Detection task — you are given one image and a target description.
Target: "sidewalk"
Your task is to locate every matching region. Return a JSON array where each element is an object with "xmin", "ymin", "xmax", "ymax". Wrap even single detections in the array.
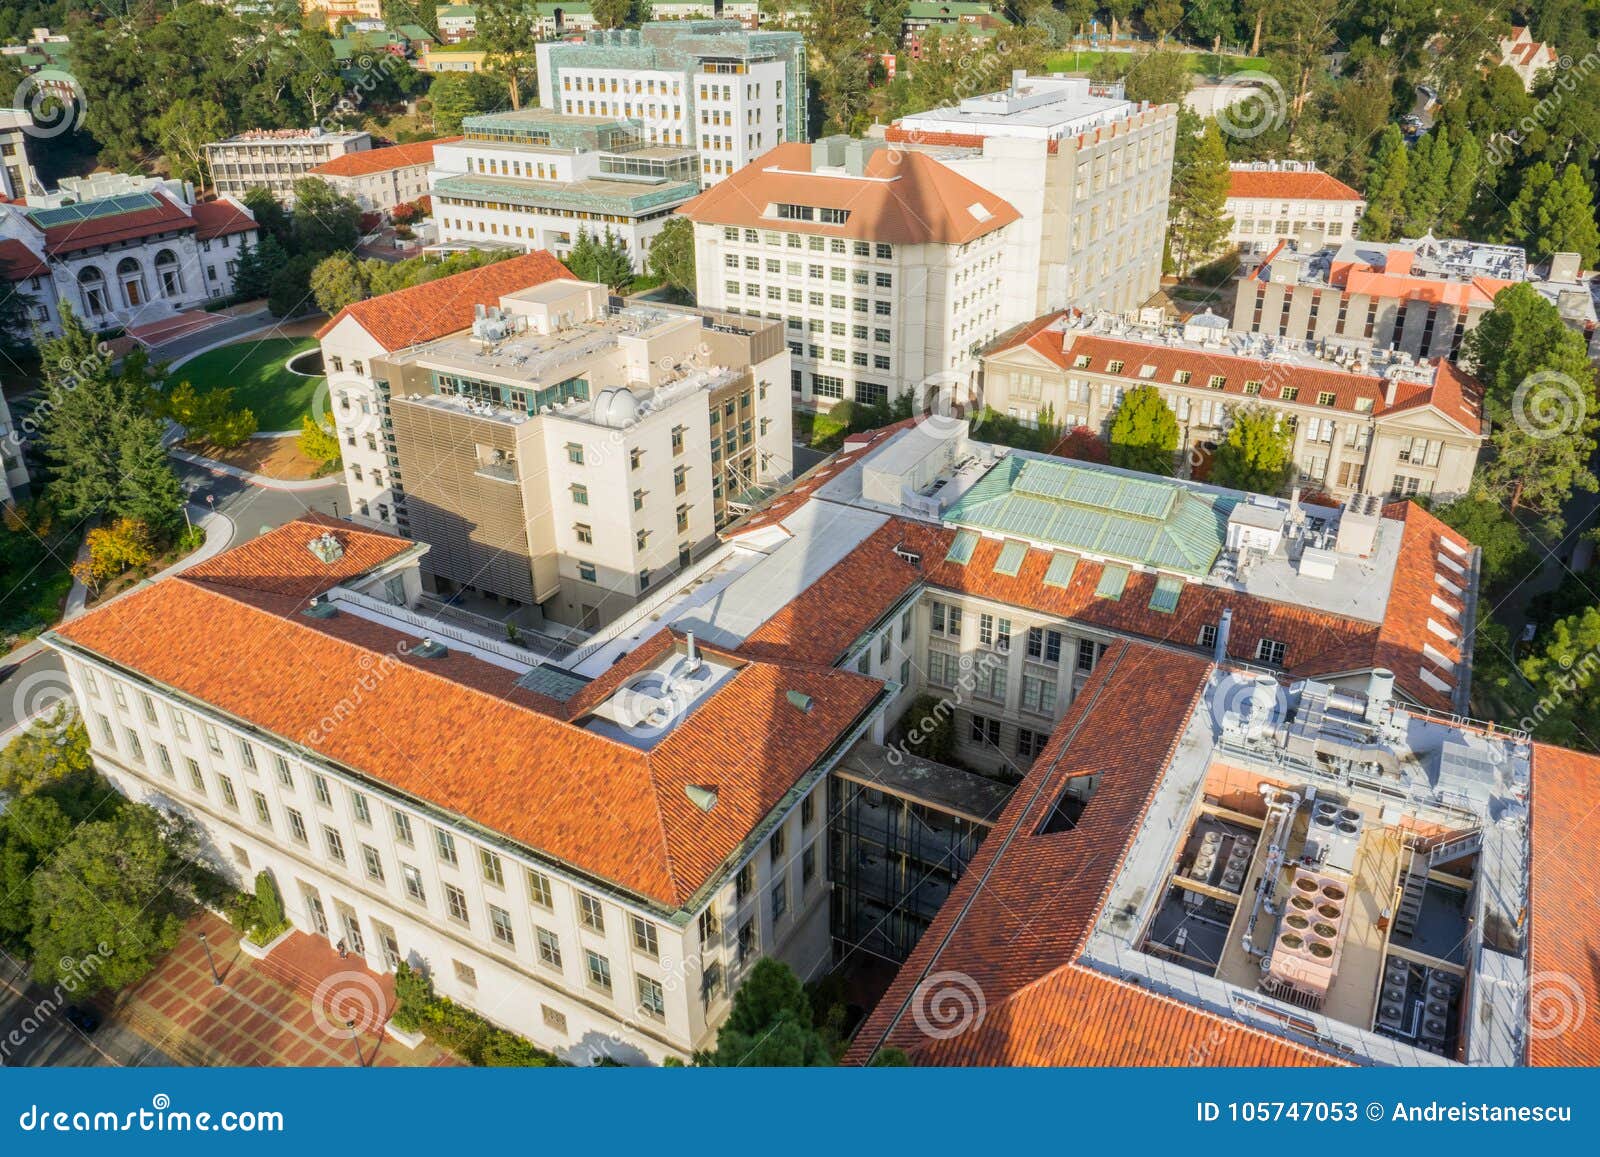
[{"xmin": 61, "ymin": 502, "xmax": 234, "ymax": 624}]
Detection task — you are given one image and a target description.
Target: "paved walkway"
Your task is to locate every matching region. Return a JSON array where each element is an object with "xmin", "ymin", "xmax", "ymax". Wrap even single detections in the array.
[
  {"xmin": 170, "ymin": 446, "xmax": 341, "ymax": 492},
  {"xmin": 112, "ymin": 913, "xmax": 458, "ymax": 1067},
  {"xmin": 61, "ymin": 503, "xmax": 234, "ymax": 624}
]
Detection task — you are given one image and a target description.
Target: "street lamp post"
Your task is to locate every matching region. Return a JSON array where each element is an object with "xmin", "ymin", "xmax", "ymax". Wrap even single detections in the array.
[
  {"xmin": 197, "ymin": 930, "xmax": 222, "ymax": 988},
  {"xmin": 346, "ymin": 1018, "xmax": 367, "ymax": 1067}
]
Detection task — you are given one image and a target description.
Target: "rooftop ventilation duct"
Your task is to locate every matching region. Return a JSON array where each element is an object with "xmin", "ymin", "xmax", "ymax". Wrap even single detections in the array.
[
  {"xmin": 786, "ymin": 690, "xmax": 813, "ymax": 714},
  {"xmin": 307, "ymin": 532, "xmax": 344, "ymax": 565},
  {"xmin": 685, "ymin": 784, "xmax": 719, "ymax": 813}
]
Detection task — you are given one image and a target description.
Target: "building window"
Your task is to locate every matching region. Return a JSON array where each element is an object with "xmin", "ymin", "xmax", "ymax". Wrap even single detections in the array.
[
  {"xmin": 489, "ymin": 904, "xmax": 516, "ymax": 948},
  {"xmin": 575, "ymin": 522, "xmax": 593, "ymax": 545},
  {"xmin": 802, "ymin": 794, "xmax": 815, "ymax": 827},
  {"xmin": 769, "ymin": 826, "xmax": 785, "ymax": 863},
  {"xmin": 445, "ymin": 883, "xmax": 470, "ymax": 924},
  {"xmin": 1017, "ymin": 728, "xmax": 1048, "ymax": 759},
  {"xmin": 435, "ymin": 828, "xmax": 458, "ymax": 866},
  {"xmin": 1076, "ymin": 638, "xmax": 1098, "ymax": 673},
  {"xmin": 313, "ymin": 774, "xmax": 332, "ymax": 807},
  {"xmin": 251, "ymin": 790, "xmax": 271, "ymax": 827},
  {"xmin": 402, "ymin": 864, "xmax": 426, "ymax": 904},
  {"xmin": 1027, "ymin": 626, "xmax": 1062, "ymax": 663},
  {"xmin": 362, "ymin": 844, "xmax": 385, "ymax": 882},
  {"xmin": 351, "ymin": 791, "xmax": 371, "ymax": 826},
  {"xmin": 1256, "ymin": 638, "xmax": 1287, "ymax": 665},
  {"xmin": 737, "ymin": 918, "xmax": 757, "ymax": 964},
  {"xmin": 968, "ymin": 714, "xmax": 1001, "ymax": 747},
  {"xmin": 479, "ymin": 848, "xmax": 504, "ymax": 888},
  {"xmin": 537, "ymin": 927, "xmax": 563, "ymax": 970},
  {"xmin": 323, "ymin": 825, "xmax": 346, "ymax": 864},
  {"xmin": 586, "ymin": 950, "xmax": 613, "ymax": 992},
  {"xmin": 218, "ymin": 775, "xmax": 238, "ymax": 810},
  {"xmin": 631, "ymin": 916, "xmax": 659, "ymax": 958},
  {"xmin": 735, "ymin": 862, "xmax": 753, "ymax": 902},
  {"xmin": 527, "ymin": 868, "xmax": 554, "ymax": 909},
  {"xmin": 637, "ymin": 975, "xmax": 666, "ymax": 1019},
  {"xmin": 287, "ymin": 808, "xmax": 308, "ymax": 844},
  {"xmin": 566, "ymin": 443, "xmax": 585, "ymax": 465},
  {"xmin": 578, "ymin": 892, "xmax": 605, "ymax": 932},
  {"xmin": 273, "ymin": 754, "xmax": 293, "ymax": 788},
  {"xmin": 393, "ymin": 809, "xmax": 414, "ymax": 847},
  {"xmin": 571, "ymin": 482, "xmax": 589, "ymax": 505},
  {"xmin": 1199, "ymin": 624, "xmax": 1218, "ymax": 650}
]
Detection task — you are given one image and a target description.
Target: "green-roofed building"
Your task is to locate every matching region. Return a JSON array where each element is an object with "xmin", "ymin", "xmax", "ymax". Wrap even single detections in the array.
[
  {"xmin": 431, "ymin": 109, "xmax": 700, "ymax": 272},
  {"xmin": 943, "ymin": 453, "xmax": 1237, "ymax": 579},
  {"xmin": 533, "ymin": 20, "xmax": 807, "ymax": 187}
]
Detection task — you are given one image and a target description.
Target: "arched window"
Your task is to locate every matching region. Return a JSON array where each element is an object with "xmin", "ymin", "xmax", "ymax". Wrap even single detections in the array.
[
  {"xmin": 115, "ymin": 256, "xmax": 146, "ymax": 309},
  {"xmin": 154, "ymin": 249, "xmax": 183, "ymax": 298},
  {"xmin": 77, "ymin": 266, "xmax": 107, "ymax": 317}
]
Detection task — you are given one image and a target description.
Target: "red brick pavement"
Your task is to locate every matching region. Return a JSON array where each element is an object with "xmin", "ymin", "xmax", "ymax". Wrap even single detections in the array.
[{"xmin": 113, "ymin": 913, "xmax": 457, "ymax": 1067}]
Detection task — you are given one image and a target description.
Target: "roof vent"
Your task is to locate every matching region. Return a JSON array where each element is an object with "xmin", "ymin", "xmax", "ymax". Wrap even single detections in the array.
[
  {"xmin": 302, "ymin": 595, "xmax": 339, "ymax": 619},
  {"xmin": 893, "ymin": 544, "xmax": 923, "ymax": 567},
  {"xmin": 307, "ymin": 531, "xmax": 344, "ymax": 564},
  {"xmin": 785, "ymin": 690, "xmax": 813, "ymax": 714},
  {"xmin": 412, "ymin": 638, "xmax": 448, "ymax": 659},
  {"xmin": 685, "ymin": 784, "xmax": 719, "ymax": 813}
]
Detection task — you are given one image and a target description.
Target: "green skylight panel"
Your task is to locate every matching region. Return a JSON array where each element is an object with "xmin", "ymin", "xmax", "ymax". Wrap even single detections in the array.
[
  {"xmin": 946, "ymin": 529, "xmax": 978, "ymax": 565},
  {"xmin": 1095, "ymin": 564, "xmax": 1129, "ymax": 601},
  {"xmin": 1043, "ymin": 552, "xmax": 1078, "ymax": 589},
  {"xmin": 994, "ymin": 540, "xmax": 1028, "ymax": 576},
  {"xmin": 1149, "ymin": 575, "xmax": 1183, "ymax": 614}
]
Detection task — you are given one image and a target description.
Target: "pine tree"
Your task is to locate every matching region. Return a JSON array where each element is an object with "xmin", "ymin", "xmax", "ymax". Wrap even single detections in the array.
[
  {"xmin": 1360, "ymin": 125, "xmax": 1409, "ymax": 240},
  {"xmin": 1168, "ymin": 120, "xmax": 1233, "ymax": 275},
  {"xmin": 1500, "ymin": 161, "xmax": 1553, "ymax": 252},
  {"xmin": 231, "ymin": 235, "xmax": 285, "ymax": 303},
  {"xmin": 1533, "ymin": 164, "xmax": 1600, "ymax": 267},
  {"xmin": 1401, "ymin": 127, "xmax": 1451, "ymax": 236},
  {"xmin": 1438, "ymin": 130, "xmax": 1482, "ymax": 235}
]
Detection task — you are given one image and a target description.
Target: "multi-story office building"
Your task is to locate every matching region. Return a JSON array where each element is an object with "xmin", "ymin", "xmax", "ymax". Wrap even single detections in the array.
[
  {"xmin": 1226, "ymin": 161, "xmax": 1366, "ymax": 256},
  {"xmin": 1233, "ymin": 234, "xmax": 1569, "ymax": 359},
  {"xmin": 47, "ymin": 514, "xmax": 892, "ymax": 1064},
  {"xmin": 0, "ymin": 178, "xmax": 258, "ymax": 339},
  {"xmin": 429, "ymin": 110, "xmax": 699, "ymax": 272},
  {"xmin": 0, "ymin": 109, "xmax": 41, "ymax": 200},
  {"xmin": 682, "ymin": 137, "xmax": 1020, "ymax": 409},
  {"xmin": 309, "ymin": 136, "xmax": 459, "ymax": 214},
  {"xmin": 888, "ymin": 73, "xmax": 1177, "ymax": 318},
  {"xmin": 206, "ymin": 127, "xmax": 374, "ymax": 206},
  {"xmin": 319, "ymin": 261, "xmax": 793, "ymax": 628},
  {"xmin": 316, "ymin": 250, "xmax": 575, "ymax": 536},
  {"xmin": 982, "ymin": 309, "xmax": 1485, "ymax": 501},
  {"xmin": 534, "ymin": 20, "xmax": 807, "ymax": 185}
]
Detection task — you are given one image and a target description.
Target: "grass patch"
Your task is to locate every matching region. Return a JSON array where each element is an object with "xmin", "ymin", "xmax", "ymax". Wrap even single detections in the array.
[
  {"xmin": 1040, "ymin": 49, "xmax": 1268, "ymax": 78},
  {"xmin": 0, "ymin": 537, "xmax": 79, "ymax": 648},
  {"xmin": 174, "ymin": 337, "xmax": 324, "ymax": 432},
  {"xmin": 793, "ymin": 407, "xmax": 850, "ymax": 452}
]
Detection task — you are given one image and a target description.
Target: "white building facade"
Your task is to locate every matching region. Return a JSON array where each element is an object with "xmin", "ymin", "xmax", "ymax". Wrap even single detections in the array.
[
  {"xmin": 206, "ymin": 128, "xmax": 374, "ymax": 205},
  {"xmin": 1226, "ymin": 161, "xmax": 1366, "ymax": 256}
]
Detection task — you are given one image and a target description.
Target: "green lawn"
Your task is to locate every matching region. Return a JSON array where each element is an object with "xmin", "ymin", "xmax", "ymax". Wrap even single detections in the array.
[
  {"xmin": 1040, "ymin": 50, "xmax": 1269, "ymax": 79},
  {"xmin": 174, "ymin": 337, "xmax": 324, "ymax": 432}
]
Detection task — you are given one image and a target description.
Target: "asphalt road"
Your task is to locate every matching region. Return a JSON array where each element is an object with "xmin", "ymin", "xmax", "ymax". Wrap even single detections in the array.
[
  {"xmin": 0, "ymin": 648, "xmax": 69, "ymax": 737},
  {"xmin": 0, "ymin": 953, "xmax": 174, "ymax": 1067},
  {"xmin": 174, "ymin": 459, "xmax": 346, "ymax": 541}
]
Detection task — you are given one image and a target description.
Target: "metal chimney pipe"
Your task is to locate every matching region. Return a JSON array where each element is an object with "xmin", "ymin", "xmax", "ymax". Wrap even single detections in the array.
[
  {"xmin": 1213, "ymin": 608, "xmax": 1232, "ymax": 663},
  {"xmin": 685, "ymin": 631, "xmax": 700, "ymax": 673}
]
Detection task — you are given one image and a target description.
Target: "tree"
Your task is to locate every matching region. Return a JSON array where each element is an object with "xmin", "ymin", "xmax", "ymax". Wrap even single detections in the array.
[
  {"xmin": 154, "ymin": 97, "xmax": 230, "ymax": 188},
  {"xmin": 230, "ymin": 234, "xmax": 284, "ymax": 303},
  {"xmin": 1400, "ymin": 126, "xmax": 1451, "ymax": 236},
  {"xmin": 425, "ymin": 71, "xmax": 509, "ymax": 134},
  {"xmin": 1460, "ymin": 283, "xmax": 1599, "ymax": 524},
  {"xmin": 1168, "ymin": 120, "xmax": 1233, "ymax": 275},
  {"xmin": 1187, "ymin": 0, "xmax": 1239, "ymax": 52},
  {"xmin": 1430, "ymin": 491, "xmax": 1536, "ymax": 595},
  {"xmin": 28, "ymin": 806, "xmax": 186, "ymax": 992},
  {"xmin": 161, "ymin": 381, "xmax": 256, "ymax": 447},
  {"xmin": 243, "ymin": 188, "xmax": 292, "ymax": 250},
  {"xmin": 0, "ymin": 707, "xmax": 95, "ymax": 800},
  {"xmin": 475, "ymin": 0, "xmax": 537, "ymax": 109},
  {"xmin": 804, "ymin": 0, "xmax": 874, "ymax": 134},
  {"xmin": 1107, "ymin": 385, "xmax": 1179, "ymax": 475},
  {"xmin": 1360, "ymin": 125, "xmax": 1409, "ymax": 240},
  {"xmin": 647, "ymin": 216, "xmax": 696, "ymax": 298},
  {"xmin": 299, "ymin": 415, "xmax": 343, "ymax": 466},
  {"xmin": 268, "ymin": 253, "xmax": 321, "ymax": 318},
  {"xmin": 565, "ymin": 229, "xmax": 633, "ymax": 289},
  {"xmin": 291, "ymin": 178, "xmax": 363, "ymax": 255},
  {"xmin": 1142, "ymin": 0, "xmax": 1183, "ymax": 43},
  {"xmin": 591, "ymin": 0, "xmax": 632, "ymax": 27},
  {"xmin": 1210, "ymin": 405, "xmax": 1294, "ymax": 495},
  {"xmin": 1520, "ymin": 606, "xmax": 1600, "ymax": 750},
  {"xmin": 71, "ymin": 517, "xmax": 155, "ymax": 593},
  {"xmin": 1119, "ymin": 48, "xmax": 1193, "ymax": 107},
  {"xmin": 1438, "ymin": 130, "xmax": 1482, "ymax": 235},
  {"xmin": 310, "ymin": 252, "xmax": 371, "ymax": 315},
  {"xmin": 0, "ymin": 793, "xmax": 73, "ymax": 947},
  {"xmin": 0, "ymin": 279, "xmax": 35, "ymax": 360},
  {"xmin": 704, "ymin": 958, "xmax": 832, "ymax": 1067},
  {"xmin": 1056, "ymin": 425, "xmax": 1111, "ymax": 463},
  {"xmin": 1533, "ymin": 164, "xmax": 1600, "ymax": 267},
  {"xmin": 34, "ymin": 309, "xmax": 182, "ymax": 538}
]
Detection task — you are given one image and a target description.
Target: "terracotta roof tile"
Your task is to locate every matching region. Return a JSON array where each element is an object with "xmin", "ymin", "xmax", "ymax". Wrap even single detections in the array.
[
  {"xmin": 1528, "ymin": 741, "xmax": 1600, "ymax": 1066},
  {"xmin": 181, "ymin": 513, "xmax": 417, "ymax": 601},
  {"xmin": 0, "ymin": 238, "xmax": 48, "ymax": 281},
  {"xmin": 1227, "ymin": 169, "xmax": 1364, "ymax": 203},
  {"xmin": 310, "ymin": 137, "xmax": 462, "ymax": 179},
  {"xmin": 314, "ymin": 250, "xmax": 574, "ymax": 351},
  {"xmin": 680, "ymin": 142, "xmax": 1019, "ymax": 245},
  {"xmin": 52, "ymin": 517, "xmax": 884, "ymax": 908},
  {"xmin": 190, "ymin": 198, "xmax": 257, "ymax": 241},
  {"xmin": 34, "ymin": 191, "xmax": 197, "ymax": 256}
]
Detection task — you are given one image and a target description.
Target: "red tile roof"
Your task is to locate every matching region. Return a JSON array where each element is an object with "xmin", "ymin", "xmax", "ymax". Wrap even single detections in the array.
[
  {"xmin": 52, "ymin": 517, "xmax": 885, "ymax": 908},
  {"xmin": 1527, "ymin": 741, "xmax": 1600, "ymax": 1066},
  {"xmin": 309, "ymin": 137, "xmax": 461, "ymax": 179},
  {"xmin": 190, "ymin": 198, "xmax": 257, "ymax": 241},
  {"xmin": 680, "ymin": 142, "xmax": 1020, "ymax": 245},
  {"xmin": 181, "ymin": 511, "xmax": 417, "ymax": 600},
  {"xmin": 1227, "ymin": 168, "xmax": 1364, "ymax": 203},
  {"xmin": 0, "ymin": 237, "xmax": 48, "ymax": 281},
  {"xmin": 314, "ymin": 250, "xmax": 574, "ymax": 352},
  {"xmin": 847, "ymin": 640, "xmax": 1335, "ymax": 1066},
  {"xmin": 987, "ymin": 314, "xmax": 1484, "ymax": 430},
  {"xmin": 33, "ymin": 191, "xmax": 197, "ymax": 257}
]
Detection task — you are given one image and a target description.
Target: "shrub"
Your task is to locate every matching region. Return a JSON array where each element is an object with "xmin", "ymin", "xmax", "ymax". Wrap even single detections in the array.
[{"xmin": 389, "ymin": 961, "xmax": 562, "ymax": 1065}]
